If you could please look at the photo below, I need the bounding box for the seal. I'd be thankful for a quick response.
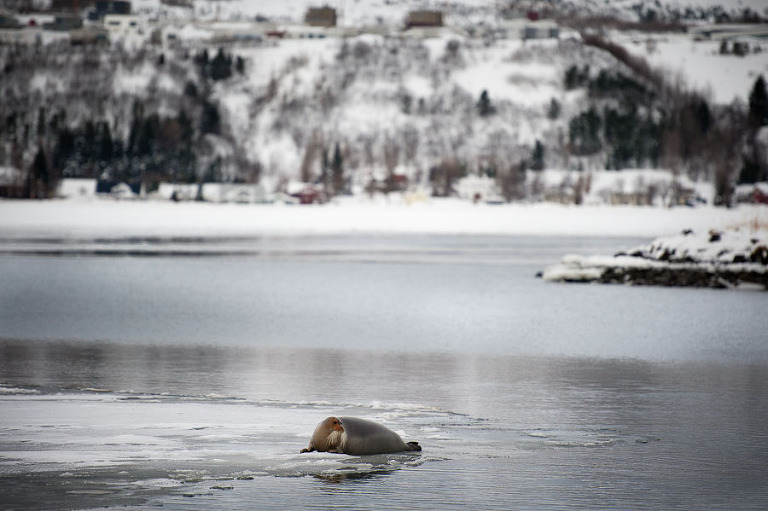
[300,416,421,455]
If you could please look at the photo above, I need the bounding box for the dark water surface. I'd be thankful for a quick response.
[1,235,767,509]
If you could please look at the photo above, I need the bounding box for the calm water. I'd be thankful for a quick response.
[1,235,767,510]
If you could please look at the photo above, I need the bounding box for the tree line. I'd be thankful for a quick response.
[2,34,766,205]
[0,43,246,198]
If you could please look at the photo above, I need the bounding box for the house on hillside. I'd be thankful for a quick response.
[496,17,559,40]
[70,26,109,44]
[96,1,131,15]
[0,26,40,44]
[286,181,327,204]
[0,9,22,29]
[209,24,268,45]
[405,10,443,29]
[103,14,143,36]
[203,183,267,204]
[157,182,267,204]
[735,183,768,205]
[88,1,131,20]
[0,8,41,44]
[689,23,768,42]
[161,0,192,7]
[57,178,97,199]
[456,174,500,203]
[43,14,83,31]
[110,182,137,200]
[305,6,336,28]
[156,22,209,47]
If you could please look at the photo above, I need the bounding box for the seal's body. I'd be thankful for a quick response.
[300,416,421,455]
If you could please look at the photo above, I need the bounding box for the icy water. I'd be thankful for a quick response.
[1,235,767,510]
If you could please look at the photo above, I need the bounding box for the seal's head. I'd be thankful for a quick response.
[300,416,346,453]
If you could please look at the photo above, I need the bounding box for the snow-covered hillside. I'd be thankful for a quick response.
[215,35,595,187]
[2,0,767,204]
[129,0,768,25]
[609,32,768,104]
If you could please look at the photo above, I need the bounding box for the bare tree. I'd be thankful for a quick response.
[300,130,323,183]
[382,135,400,192]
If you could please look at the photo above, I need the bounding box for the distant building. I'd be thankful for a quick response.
[287,23,329,39]
[110,182,137,200]
[304,6,336,28]
[70,26,109,44]
[51,0,96,12]
[160,0,191,7]
[688,23,768,42]
[496,18,558,40]
[523,19,558,40]
[735,183,768,205]
[94,1,131,16]
[157,183,267,204]
[57,178,97,199]
[43,14,83,31]
[0,9,22,29]
[286,181,327,204]
[405,10,443,29]
[456,174,499,203]
[0,11,41,44]
[103,14,142,36]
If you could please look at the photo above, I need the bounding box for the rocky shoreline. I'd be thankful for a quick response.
[542,228,768,290]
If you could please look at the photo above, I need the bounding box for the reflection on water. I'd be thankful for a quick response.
[1,235,767,509]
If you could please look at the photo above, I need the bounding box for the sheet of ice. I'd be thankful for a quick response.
[0,388,434,479]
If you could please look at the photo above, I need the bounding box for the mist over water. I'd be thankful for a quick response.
[1,235,767,509]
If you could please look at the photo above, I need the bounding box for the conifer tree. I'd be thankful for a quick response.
[331,142,344,195]
[748,75,768,128]
[569,108,602,155]
[530,140,545,170]
[210,48,232,81]
[29,146,50,198]
[477,90,495,116]
[547,98,561,120]
[200,101,220,135]
[320,147,330,192]
[98,122,113,164]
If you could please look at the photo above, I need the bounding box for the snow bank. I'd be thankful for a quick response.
[0,198,763,239]
[543,227,768,289]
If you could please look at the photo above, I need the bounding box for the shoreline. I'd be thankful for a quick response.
[1,198,764,240]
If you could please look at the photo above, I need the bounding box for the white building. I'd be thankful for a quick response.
[496,18,559,40]
[57,178,97,199]
[157,182,267,204]
[103,14,144,36]
[0,26,41,45]
[456,174,500,202]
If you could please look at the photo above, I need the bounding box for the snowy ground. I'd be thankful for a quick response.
[0,197,764,240]
[612,31,768,105]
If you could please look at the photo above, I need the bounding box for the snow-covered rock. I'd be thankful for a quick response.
[542,227,768,289]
